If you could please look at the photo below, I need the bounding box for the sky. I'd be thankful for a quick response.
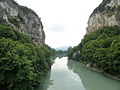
[16,0,102,48]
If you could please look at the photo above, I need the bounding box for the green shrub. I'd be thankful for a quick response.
[0,24,54,90]
[68,26,120,76]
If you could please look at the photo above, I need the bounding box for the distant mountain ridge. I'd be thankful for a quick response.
[54,46,71,51]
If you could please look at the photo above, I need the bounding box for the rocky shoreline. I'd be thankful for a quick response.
[85,63,120,81]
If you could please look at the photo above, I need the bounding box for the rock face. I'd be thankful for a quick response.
[87,0,120,33]
[0,0,45,46]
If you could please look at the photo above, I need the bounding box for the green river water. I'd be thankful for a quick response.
[36,57,120,90]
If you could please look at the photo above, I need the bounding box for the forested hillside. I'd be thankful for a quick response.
[68,26,120,79]
[0,24,54,90]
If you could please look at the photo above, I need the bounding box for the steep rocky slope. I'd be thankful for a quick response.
[0,0,45,45]
[67,0,120,80]
[87,0,120,33]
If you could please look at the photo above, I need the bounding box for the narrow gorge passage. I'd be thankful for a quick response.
[36,57,120,90]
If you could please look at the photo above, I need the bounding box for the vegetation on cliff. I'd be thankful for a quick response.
[11,0,38,16]
[68,26,120,78]
[0,24,54,90]
[93,0,111,14]
[92,0,120,15]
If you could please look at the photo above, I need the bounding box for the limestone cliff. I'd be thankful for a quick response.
[0,0,45,46]
[87,0,120,33]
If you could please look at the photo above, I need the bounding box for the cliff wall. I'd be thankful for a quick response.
[0,0,45,45]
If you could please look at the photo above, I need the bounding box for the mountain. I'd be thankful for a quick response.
[54,46,71,51]
[0,0,55,90]
[0,0,45,46]
[87,0,120,33]
[67,0,120,80]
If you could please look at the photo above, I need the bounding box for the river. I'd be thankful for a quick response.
[36,57,120,90]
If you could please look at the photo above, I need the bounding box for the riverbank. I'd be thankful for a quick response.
[85,63,120,81]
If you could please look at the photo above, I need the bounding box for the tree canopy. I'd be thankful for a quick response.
[68,26,120,77]
[0,24,54,90]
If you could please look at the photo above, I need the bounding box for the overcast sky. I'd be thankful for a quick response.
[16,0,102,48]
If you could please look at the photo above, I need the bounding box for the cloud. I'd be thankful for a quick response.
[50,25,66,32]
[16,0,102,48]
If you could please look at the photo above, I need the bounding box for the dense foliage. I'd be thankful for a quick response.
[0,24,54,90]
[52,50,67,59]
[68,26,120,77]
[55,50,67,55]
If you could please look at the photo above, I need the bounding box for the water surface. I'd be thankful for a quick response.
[37,57,120,90]
[48,57,85,90]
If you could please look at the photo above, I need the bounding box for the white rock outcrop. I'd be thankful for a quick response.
[0,0,45,46]
[87,0,120,33]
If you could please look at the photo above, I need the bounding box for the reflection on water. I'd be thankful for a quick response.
[67,60,120,90]
[51,53,67,60]
[36,57,120,90]
[47,57,85,90]
[35,71,52,90]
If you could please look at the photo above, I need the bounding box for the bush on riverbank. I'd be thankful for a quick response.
[0,24,54,90]
[68,26,120,78]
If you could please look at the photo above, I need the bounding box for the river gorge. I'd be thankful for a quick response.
[36,57,120,90]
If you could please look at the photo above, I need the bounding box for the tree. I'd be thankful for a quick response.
[0,38,36,90]
[68,26,120,78]
[0,24,54,90]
